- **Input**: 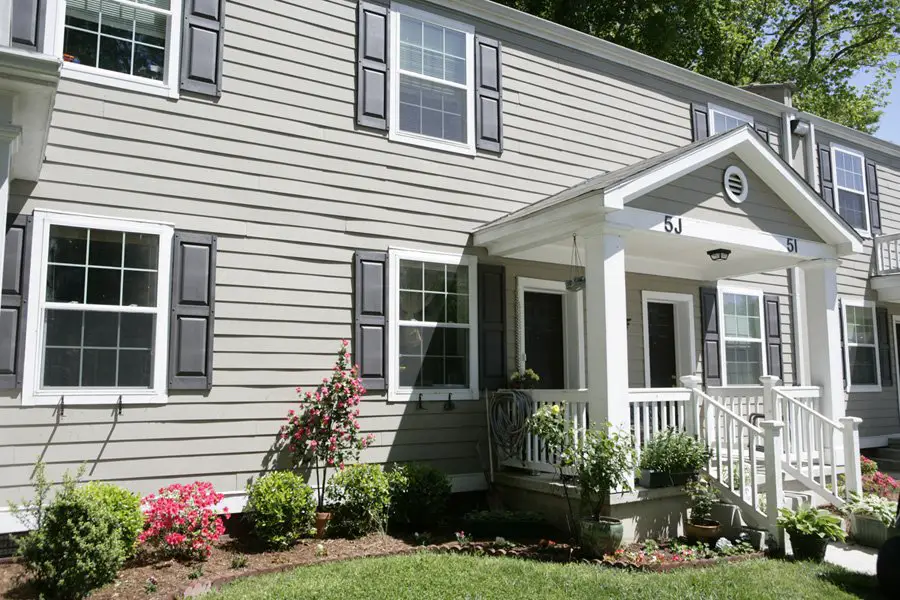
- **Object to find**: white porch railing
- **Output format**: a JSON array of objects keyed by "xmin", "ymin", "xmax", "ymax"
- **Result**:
[
  {"xmin": 627, "ymin": 388, "xmax": 692, "ymax": 464},
  {"xmin": 707, "ymin": 385, "xmax": 821, "ymax": 421},
  {"xmin": 874, "ymin": 233, "xmax": 900, "ymax": 275}
]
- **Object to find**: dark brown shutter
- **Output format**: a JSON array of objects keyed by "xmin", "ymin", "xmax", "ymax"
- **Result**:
[
  {"xmin": 699, "ymin": 287, "xmax": 721, "ymax": 387},
  {"xmin": 478, "ymin": 264, "xmax": 506, "ymax": 390},
  {"xmin": 0, "ymin": 215, "xmax": 32, "ymax": 389},
  {"xmin": 691, "ymin": 103, "xmax": 709, "ymax": 142},
  {"xmin": 169, "ymin": 232, "xmax": 216, "ymax": 390},
  {"xmin": 475, "ymin": 35, "xmax": 502, "ymax": 153},
  {"xmin": 354, "ymin": 251, "xmax": 388, "ymax": 392},
  {"xmin": 877, "ymin": 307, "xmax": 892, "ymax": 387},
  {"xmin": 866, "ymin": 159, "xmax": 882, "ymax": 235},
  {"xmin": 817, "ymin": 143, "xmax": 835, "ymax": 210},
  {"xmin": 11, "ymin": 0, "xmax": 41, "ymax": 48},
  {"xmin": 180, "ymin": 0, "xmax": 225, "ymax": 96},
  {"xmin": 763, "ymin": 294, "xmax": 783, "ymax": 380},
  {"xmin": 356, "ymin": 1, "xmax": 389, "ymax": 130}
]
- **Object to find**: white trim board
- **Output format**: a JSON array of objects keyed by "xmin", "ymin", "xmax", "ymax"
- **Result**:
[
  {"xmin": 641, "ymin": 291, "xmax": 696, "ymax": 388},
  {"xmin": 0, "ymin": 473, "xmax": 490, "ymax": 534}
]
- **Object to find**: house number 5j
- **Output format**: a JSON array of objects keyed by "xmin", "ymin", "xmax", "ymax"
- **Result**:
[
  {"xmin": 786, "ymin": 238, "xmax": 797, "ymax": 253},
  {"xmin": 664, "ymin": 216, "xmax": 683, "ymax": 234}
]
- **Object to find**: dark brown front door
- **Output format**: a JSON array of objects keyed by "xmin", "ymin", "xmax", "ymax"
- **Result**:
[
  {"xmin": 647, "ymin": 302, "xmax": 678, "ymax": 388},
  {"xmin": 524, "ymin": 291, "xmax": 565, "ymax": 389}
]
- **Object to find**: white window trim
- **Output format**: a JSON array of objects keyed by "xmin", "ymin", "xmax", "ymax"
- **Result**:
[
  {"xmin": 387, "ymin": 248, "xmax": 479, "ymax": 402},
  {"xmin": 840, "ymin": 297, "xmax": 881, "ymax": 393},
  {"xmin": 22, "ymin": 210, "xmax": 174, "ymax": 406},
  {"xmin": 708, "ymin": 104, "xmax": 754, "ymax": 135},
  {"xmin": 52, "ymin": 0, "xmax": 183, "ymax": 99},
  {"xmin": 515, "ymin": 277, "xmax": 585, "ymax": 390},
  {"xmin": 388, "ymin": 2, "xmax": 476, "ymax": 155},
  {"xmin": 831, "ymin": 144, "xmax": 870, "ymax": 237},
  {"xmin": 641, "ymin": 291, "xmax": 696, "ymax": 389},
  {"xmin": 717, "ymin": 286, "xmax": 767, "ymax": 387}
]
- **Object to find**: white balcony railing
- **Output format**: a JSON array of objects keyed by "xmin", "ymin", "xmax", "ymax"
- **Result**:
[{"xmin": 874, "ymin": 233, "xmax": 900, "ymax": 276}]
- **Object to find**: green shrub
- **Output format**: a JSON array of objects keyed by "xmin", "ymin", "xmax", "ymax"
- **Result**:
[
  {"xmin": 18, "ymin": 488, "xmax": 126, "ymax": 599},
  {"xmin": 388, "ymin": 463, "xmax": 451, "ymax": 531},
  {"xmin": 777, "ymin": 505, "xmax": 846, "ymax": 542},
  {"xmin": 77, "ymin": 482, "xmax": 143, "ymax": 556},
  {"xmin": 639, "ymin": 429, "xmax": 710, "ymax": 474},
  {"xmin": 326, "ymin": 464, "xmax": 391, "ymax": 538},
  {"xmin": 246, "ymin": 471, "xmax": 316, "ymax": 549}
]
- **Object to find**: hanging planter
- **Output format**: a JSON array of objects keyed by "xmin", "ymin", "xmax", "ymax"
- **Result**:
[{"xmin": 565, "ymin": 234, "xmax": 585, "ymax": 291}]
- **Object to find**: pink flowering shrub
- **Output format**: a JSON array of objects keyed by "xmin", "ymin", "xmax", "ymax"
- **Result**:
[
  {"xmin": 864, "ymin": 470, "xmax": 900, "ymax": 500},
  {"xmin": 861, "ymin": 455, "xmax": 879, "ymax": 477},
  {"xmin": 138, "ymin": 482, "xmax": 229, "ymax": 560},
  {"xmin": 281, "ymin": 341, "xmax": 375, "ymax": 509}
]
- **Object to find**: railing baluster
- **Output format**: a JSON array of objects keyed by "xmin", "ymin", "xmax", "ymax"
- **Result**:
[
  {"xmin": 750, "ymin": 434, "xmax": 759, "ymax": 510},
  {"xmin": 661, "ymin": 400, "xmax": 669, "ymax": 431},
  {"xmin": 806, "ymin": 409, "xmax": 814, "ymax": 481},
  {"xmin": 818, "ymin": 420, "xmax": 826, "ymax": 487},
  {"xmin": 726, "ymin": 414, "xmax": 734, "ymax": 490},
  {"xmin": 830, "ymin": 429, "xmax": 839, "ymax": 497},
  {"xmin": 642, "ymin": 403, "xmax": 650, "ymax": 449},
  {"xmin": 632, "ymin": 402, "xmax": 641, "ymax": 464},
  {"xmin": 738, "ymin": 421, "xmax": 746, "ymax": 503}
]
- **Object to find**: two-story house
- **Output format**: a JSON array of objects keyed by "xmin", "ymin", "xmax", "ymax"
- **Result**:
[{"xmin": 0, "ymin": 0, "xmax": 898, "ymax": 541}]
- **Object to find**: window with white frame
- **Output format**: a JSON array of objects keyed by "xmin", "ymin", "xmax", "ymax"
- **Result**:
[
  {"xmin": 708, "ymin": 104, "xmax": 754, "ymax": 135},
  {"xmin": 832, "ymin": 146, "xmax": 869, "ymax": 232},
  {"xmin": 61, "ymin": 0, "xmax": 181, "ymax": 94},
  {"xmin": 390, "ymin": 250, "xmax": 478, "ymax": 400},
  {"xmin": 719, "ymin": 289, "xmax": 766, "ymax": 385},
  {"xmin": 841, "ymin": 300, "xmax": 880, "ymax": 391},
  {"xmin": 391, "ymin": 4, "xmax": 475, "ymax": 153},
  {"xmin": 24, "ymin": 212, "xmax": 173, "ymax": 405}
]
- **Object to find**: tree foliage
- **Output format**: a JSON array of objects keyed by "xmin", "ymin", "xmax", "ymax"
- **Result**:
[{"xmin": 497, "ymin": 0, "xmax": 900, "ymax": 132}]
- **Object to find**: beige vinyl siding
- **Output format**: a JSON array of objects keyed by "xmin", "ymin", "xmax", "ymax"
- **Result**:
[
  {"xmin": 0, "ymin": 0, "xmax": 818, "ymax": 507},
  {"xmin": 629, "ymin": 156, "xmax": 823, "ymax": 243}
]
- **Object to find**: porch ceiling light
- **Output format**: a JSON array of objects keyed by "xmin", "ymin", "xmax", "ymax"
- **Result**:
[{"xmin": 707, "ymin": 248, "xmax": 732, "ymax": 262}]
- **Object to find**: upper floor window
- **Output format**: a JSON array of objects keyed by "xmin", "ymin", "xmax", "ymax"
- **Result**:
[
  {"xmin": 388, "ymin": 249, "xmax": 479, "ymax": 401},
  {"xmin": 718, "ymin": 288, "xmax": 767, "ymax": 385},
  {"xmin": 390, "ymin": 4, "xmax": 475, "ymax": 154},
  {"xmin": 60, "ymin": 0, "xmax": 182, "ymax": 97},
  {"xmin": 831, "ymin": 145, "xmax": 869, "ymax": 232},
  {"xmin": 708, "ymin": 104, "xmax": 754, "ymax": 135},
  {"xmin": 841, "ymin": 299, "xmax": 881, "ymax": 392}
]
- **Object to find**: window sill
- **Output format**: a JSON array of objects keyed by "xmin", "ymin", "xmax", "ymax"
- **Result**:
[
  {"xmin": 388, "ymin": 129, "xmax": 475, "ymax": 156},
  {"xmin": 846, "ymin": 385, "xmax": 882, "ymax": 394},
  {"xmin": 62, "ymin": 62, "xmax": 178, "ymax": 99},
  {"xmin": 22, "ymin": 391, "xmax": 168, "ymax": 407},
  {"xmin": 390, "ymin": 389, "xmax": 478, "ymax": 403}
]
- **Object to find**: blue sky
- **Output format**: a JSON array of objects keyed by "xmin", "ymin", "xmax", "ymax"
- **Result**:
[{"xmin": 850, "ymin": 68, "xmax": 900, "ymax": 144}]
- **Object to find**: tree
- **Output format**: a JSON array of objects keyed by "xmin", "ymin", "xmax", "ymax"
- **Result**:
[{"xmin": 497, "ymin": 0, "xmax": 900, "ymax": 132}]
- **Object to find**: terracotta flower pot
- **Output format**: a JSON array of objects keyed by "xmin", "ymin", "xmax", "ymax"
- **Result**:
[{"xmin": 315, "ymin": 512, "xmax": 332, "ymax": 539}]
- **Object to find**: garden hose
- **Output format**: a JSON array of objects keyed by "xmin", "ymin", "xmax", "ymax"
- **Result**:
[{"xmin": 488, "ymin": 389, "xmax": 534, "ymax": 460}]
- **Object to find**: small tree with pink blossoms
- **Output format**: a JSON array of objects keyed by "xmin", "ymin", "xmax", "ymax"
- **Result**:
[{"xmin": 281, "ymin": 341, "xmax": 375, "ymax": 511}]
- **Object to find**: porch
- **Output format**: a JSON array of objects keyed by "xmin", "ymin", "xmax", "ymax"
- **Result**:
[{"xmin": 473, "ymin": 126, "xmax": 866, "ymax": 542}]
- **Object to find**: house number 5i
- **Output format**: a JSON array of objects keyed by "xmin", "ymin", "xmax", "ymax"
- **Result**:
[{"xmin": 664, "ymin": 215, "xmax": 683, "ymax": 234}]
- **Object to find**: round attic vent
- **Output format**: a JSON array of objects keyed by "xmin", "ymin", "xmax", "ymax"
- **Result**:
[{"xmin": 723, "ymin": 165, "xmax": 748, "ymax": 204}]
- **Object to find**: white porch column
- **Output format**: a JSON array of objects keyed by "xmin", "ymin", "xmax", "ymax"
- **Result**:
[
  {"xmin": 0, "ymin": 0, "xmax": 11, "ymax": 47},
  {"xmin": 583, "ymin": 227, "xmax": 630, "ymax": 433},
  {"xmin": 802, "ymin": 259, "xmax": 843, "ymax": 421}
]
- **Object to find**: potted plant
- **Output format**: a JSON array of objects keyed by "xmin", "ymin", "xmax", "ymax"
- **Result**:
[
  {"xmin": 683, "ymin": 477, "xmax": 721, "ymax": 541},
  {"xmin": 509, "ymin": 369, "xmax": 540, "ymax": 389},
  {"xmin": 638, "ymin": 429, "xmax": 710, "ymax": 488},
  {"xmin": 280, "ymin": 341, "xmax": 375, "ymax": 537},
  {"xmin": 777, "ymin": 505, "xmax": 846, "ymax": 562},
  {"xmin": 843, "ymin": 493, "xmax": 899, "ymax": 549},
  {"xmin": 572, "ymin": 424, "xmax": 637, "ymax": 557}
]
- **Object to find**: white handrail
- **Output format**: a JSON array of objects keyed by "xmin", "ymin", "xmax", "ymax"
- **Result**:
[{"xmin": 875, "ymin": 234, "xmax": 900, "ymax": 275}]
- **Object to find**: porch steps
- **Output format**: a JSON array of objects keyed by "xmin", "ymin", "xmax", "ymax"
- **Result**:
[{"xmin": 863, "ymin": 444, "xmax": 900, "ymax": 472}]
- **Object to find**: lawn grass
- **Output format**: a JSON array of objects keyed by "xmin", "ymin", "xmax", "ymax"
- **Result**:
[{"xmin": 206, "ymin": 553, "xmax": 882, "ymax": 600}]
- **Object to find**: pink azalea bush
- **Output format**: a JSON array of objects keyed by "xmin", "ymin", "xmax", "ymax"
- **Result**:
[
  {"xmin": 138, "ymin": 481, "xmax": 228, "ymax": 560},
  {"xmin": 281, "ymin": 341, "xmax": 375, "ymax": 509}
]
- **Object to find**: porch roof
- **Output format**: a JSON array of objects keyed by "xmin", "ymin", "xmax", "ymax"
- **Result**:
[{"xmin": 473, "ymin": 126, "xmax": 864, "ymax": 261}]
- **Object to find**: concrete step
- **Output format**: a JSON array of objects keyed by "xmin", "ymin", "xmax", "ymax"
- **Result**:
[
  {"xmin": 888, "ymin": 438, "xmax": 900, "ymax": 449},
  {"xmin": 869, "ymin": 447, "xmax": 900, "ymax": 460},
  {"xmin": 867, "ymin": 455, "xmax": 900, "ymax": 472}
]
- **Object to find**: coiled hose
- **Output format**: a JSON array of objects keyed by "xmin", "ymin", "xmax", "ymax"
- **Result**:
[{"xmin": 488, "ymin": 389, "xmax": 534, "ymax": 459}]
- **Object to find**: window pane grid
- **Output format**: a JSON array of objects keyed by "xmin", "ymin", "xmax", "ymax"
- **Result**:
[
  {"xmin": 722, "ymin": 292, "xmax": 762, "ymax": 341},
  {"xmin": 711, "ymin": 110, "xmax": 751, "ymax": 134},
  {"xmin": 844, "ymin": 304, "xmax": 878, "ymax": 387}
]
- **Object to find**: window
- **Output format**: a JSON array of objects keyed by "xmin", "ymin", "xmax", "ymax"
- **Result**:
[
  {"xmin": 23, "ymin": 212, "xmax": 174, "ymax": 405},
  {"xmin": 841, "ymin": 299, "xmax": 880, "ymax": 392},
  {"xmin": 59, "ymin": 0, "xmax": 182, "ymax": 97},
  {"xmin": 718, "ymin": 288, "xmax": 766, "ymax": 385},
  {"xmin": 708, "ymin": 105, "xmax": 754, "ymax": 135},
  {"xmin": 831, "ymin": 146, "xmax": 869, "ymax": 233},
  {"xmin": 390, "ymin": 4, "xmax": 475, "ymax": 153},
  {"xmin": 389, "ymin": 249, "xmax": 478, "ymax": 401}
]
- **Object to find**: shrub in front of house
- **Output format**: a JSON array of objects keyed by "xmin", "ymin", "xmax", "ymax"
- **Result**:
[
  {"xmin": 77, "ymin": 481, "xmax": 144, "ymax": 557},
  {"xmin": 638, "ymin": 429, "xmax": 711, "ymax": 488},
  {"xmin": 13, "ymin": 466, "xmax": 126, "ymax": 600},
  {"xmin": 326, "ymin": 464, "xmax": 391, "ymax": 538},
  {"xmin": 246, "ymin": 471, "xmax": 317, "ymax": 549},
  {"xmin": 138, "ymin": 481, "xmax": 229, "ymax": 560},
  {"xmin": 388, "ymin": 462, "xmax": 452, "ymax": 532}
]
